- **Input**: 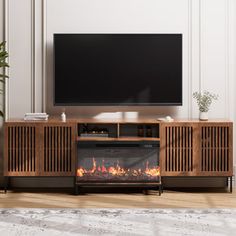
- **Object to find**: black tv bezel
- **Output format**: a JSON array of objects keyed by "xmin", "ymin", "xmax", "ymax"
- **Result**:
[{"xmin": 53, "ymin": 33, "xmax": 183, "ymax": 106}]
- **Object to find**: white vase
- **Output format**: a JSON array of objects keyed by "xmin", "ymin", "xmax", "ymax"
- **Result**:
[{"xmin": 199, "ymin": 112, "xmax": 208, "ymax": 121}]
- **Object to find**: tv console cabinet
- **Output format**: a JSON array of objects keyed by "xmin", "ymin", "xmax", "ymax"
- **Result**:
[{"xmin": 4, "ymin": 118, "xmax": 233, "ymax": 193}]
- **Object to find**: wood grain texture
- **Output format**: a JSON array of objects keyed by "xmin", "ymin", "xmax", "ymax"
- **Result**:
[
  {"xmin": 160, "ymin": 122, "xmax": 233, "ymax": 177},
  {"xmin": 41, "ymin": 123, "xmax": 77, "ymax": 176},
  {"xmin": 4, "ymin": 124, "xmax": 38, "ymax": 176},
  {"xmin": 5, "ymin": 118, "xmax": 233, "ymax": 124},
  {"xmin": 198, "ymin": 123, "xmax": 233, "ymax": 176},
  {"xmin": 0, "ymin": 188, "xmax": 235, "ymax": 208},
  {"xmin": 4, "ymin": 119, "xmax": 233, "ymax": 178},
  {"xmin": 160, "ymin": 123, "xmax": 197, "ymax": 176},
  {"xmin": 4, "ymin": 122, "xmax": 77, "ymax": 177}
]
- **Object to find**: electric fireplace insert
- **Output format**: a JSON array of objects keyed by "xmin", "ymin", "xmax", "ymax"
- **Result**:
[{"xmin": 76, "ymin": 141, "xmax": 162, "ymax": 195}]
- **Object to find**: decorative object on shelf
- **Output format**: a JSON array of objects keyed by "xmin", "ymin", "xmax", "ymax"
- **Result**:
[
  {"xmin": 82, "ymin": 123, "xmax": 88, "ymax": 133},
  {"xmin": 137, "ymin": 125, "xmax": 144, "ymax": 137},
  {"xmin": 156, "ymin": 116, "xmax": 173, "ymax": 122},
  {"xmin": 61, "ymin": 111, "xmax": 66, "ymax": 122},
  {"xmin": 24, "ymin": 113, "xmax": 49, "ymax": 121},
  {"xmin": 193, "ymin": 90, "xmax": 219, "ymax": 121},
  {"xmin": 0, "ymin": 41, "xmax": 9, "ymax": 118},
  {"xmin": 165, "ymin": 116, "xmax": 173, "ymax": 122},
  {"xmin": 80, "ymin": 126, "xmax": 109, "ymax": 137},
  {"xmin": 199, "ymin": 112, "xmax": 208, "ymax": 121},
  {"xmin": 146, "ymin": 125, "xmax": 152, "ymax": 137}
]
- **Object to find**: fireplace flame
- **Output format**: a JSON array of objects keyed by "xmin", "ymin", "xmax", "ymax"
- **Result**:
[
  {"xmin": 91, "ymin": 157, "xmax": 96, "ymax": 173},
  {"xmin": 102, "ymin": 160, "xmax": 107, "ymax": 172},
  {"xmin": 77, "ymin": 159, "xmax": 160, "ymax": 178}
]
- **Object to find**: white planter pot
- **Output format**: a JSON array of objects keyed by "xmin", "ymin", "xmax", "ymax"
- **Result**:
[{"xmin": 199, "ymin": 112, "xmax": 208, "ymax": 121}]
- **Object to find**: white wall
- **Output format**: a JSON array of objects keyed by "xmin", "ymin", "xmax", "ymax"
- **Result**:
[{"xmin": 1, "ymin": 0, "xmax": 236, "ymax": 162}]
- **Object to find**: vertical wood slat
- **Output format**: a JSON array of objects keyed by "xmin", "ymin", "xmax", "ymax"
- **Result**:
[
  {"xmin": 44, "ymin": 127, "xmax": 47, "ymax": 172},
  {"xmin": 32, "ymin": 127, "xmax": 34, "ymax": 171},
  {"xmin": 221, "ymin": 127, "xmax": 224, "ymax": 171},
  {"xmin": 169, "ymin": 127, "xmax": 172, "ymax": 171},
  {"xmin": 183, "ymin": 126, "xmax": 186, "ymax": 172},
  {"xmin": 200, "ymin": 125, "xmax": 231, "ymax": 174},
  {"xmin": 12, "ymin": 127, "xmax": 15, "ymax": 172},
  {"xmin": 186, "ymin": 127, "xmax": 189, "ymax": 172},
  {"xmin": 190, "ymin": 127, "xmax": 192, "ymax": 171},
  {"xmin": 16, "ymin": 127, "xmax": 18, "ymax": 172},
  {"xmin": 63, "ymin": 127, "xmax": 66, "ymax": 172},
  {"xmin": 26, "ymin": 127, "xmax": 29, "ymax": 172},
  {"xmin": 58, "ymin": 127, "xmax": 61, "ymax": 172},
  {"xmin": 8, "ymin": 127, "xmax": 11, "ymax": 171},
  {"xmin": 31, "ymin": 127, "xmax": 34, "ymax": 171},
  {"xmin": 68, "ymin": 126, "xmax": 71, "ymax": 172},
  {"xmin": 5, "ymin": 125, "xmax": 37, "ymax": 175},
  {"xmin": 42, "ymin": 125, "xmax": 74, "ymax": 175},
  {"xmin": 19, "ymin": 127, "xmax": 21, "ymax": 172},
  {"xmin": 19, "ymin": 127, "xmax": 22, "ymax": 172},
  {"xmin": 225, "ymin": 127, "xmax": 228, "ymax": 171},
  {"xmin": 205, "ymin": 127, "xmax": 208, "ymax": 172},
  {"xmin": 179, "ymin": 127, "xmax": 183, "ymax": 171},
  {"xmin": 55, "ymin": 127, "xmax": 58, "ymax": 172},
  {"xmin": 30, "ymin": 127, "xmax": 32, "ymax": 172},
  {"xmin": 218, "ymin": 127, "xmax": 219, "ymax": 171},
  {"xmin": 173, "ymin": 127, "xmax": 175, "ymax": 172},
  {"xmin": 186, "ymin": 127, "xmax": 190, "ymax": 171},
  {"xmin": 27, "ymin": 127, "xmax": 30, "ymax": 172},
  {"xmin": 65, "ymin": 127, "xmax": 68, "ymax": 172},
  {"xmin": 189, "ymin": 127, "xmax": 192, "ymax": 172},
  {"xmin": 163, "ymin": 124, "xmax": 194, "ymax": 175},
  {"xmin": 23, "ymin": 127, "xmax": 25, "ymax": 172},
  {"xmin": 201, "ymin": 127, "xmax": 204, "ymax": 171},
  {"xmin": 224, "ymin": 127, "xmax": 227, "ymax": 171},
  {"xmin": 176, "ymin": 127, "xmax": 179, "ymax": 172},
  {"xmin": 165, "ymin": 127, "xmax": 169, "ymax": 171},
  {"xmin": 211, "ymin": 127, "xmax": 213, "ymax": 172}
]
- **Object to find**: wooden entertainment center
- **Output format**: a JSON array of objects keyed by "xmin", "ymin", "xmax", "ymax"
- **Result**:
[{"xmin": 4, "ymin": 118, "xmax": 233, "ymax": 193}]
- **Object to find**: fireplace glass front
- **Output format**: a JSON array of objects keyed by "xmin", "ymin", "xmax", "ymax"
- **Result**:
[{"xmin": 77, "ymin": 141, "xmax": 160, "ymax": 183}]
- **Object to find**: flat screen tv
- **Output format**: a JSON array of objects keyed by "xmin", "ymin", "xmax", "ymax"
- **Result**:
[{"xmin": 54, "ymin": 34, "xmax": 182, "ymax": 105}]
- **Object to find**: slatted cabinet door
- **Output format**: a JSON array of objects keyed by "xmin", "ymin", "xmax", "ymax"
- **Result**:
[
  {"xmin": 4, "ymin": 124, "xmax": 40, "ymax": 176},
  {"xmin": 199, "ymin": 123, "xmax": 233, "ymax": 176},
  {"xmin": 160, "ymin": 122, "xmax": 199, "ymax": 176},
  {"xmin": 41, "ymin": 124, "xmax": 76, "ymax": 176}
]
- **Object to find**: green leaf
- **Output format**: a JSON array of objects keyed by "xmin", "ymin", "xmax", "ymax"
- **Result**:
[
  {"xmin": 0, "ymin": 110, "xmax": 4, "ymax": 117},
  {"xmin": 0, "ymin": 52, "xmax": 8, "ymax": 57},
  {"xmin": 0, "ymin": 41, "xmax": 8, "ymax": 119},
  {"xmin": 0, "ymin": 41, "xmax": 6, "ymax": 49},
  {"xmin": 0, "ymin": 62, "xmax": 9, "ymax": 67},
  {"xmin": 0, "ymin": 75, "xmax": 9, "ymax": 79}
]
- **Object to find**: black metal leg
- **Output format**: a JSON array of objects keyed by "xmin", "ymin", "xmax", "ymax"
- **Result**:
[
  {"xmin": 158, "ymin": 185, "xmax": 161, "ymax": 196},
  {"xmin": 75, "ymin": 185, "xmax": 79, "ymax": 195},
  {"xmin": 143, "ymin": 189, "xmax": 149, "ymax": 195},
  {"xmin": 226, "ymin": 177, "xmax": 228, "ymax": 187},
  {"xmin": 4, "ymin": 177, "xmax": 9, "ymax": 194},
  {"xmin": 230, "ymin": 176, "xmax": 233, "ymax": 193}
]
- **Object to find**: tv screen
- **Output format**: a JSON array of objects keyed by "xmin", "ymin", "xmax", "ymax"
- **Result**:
[{"xmin": 54, "ymin": 34, "xmax": 182, "ymax": 105}]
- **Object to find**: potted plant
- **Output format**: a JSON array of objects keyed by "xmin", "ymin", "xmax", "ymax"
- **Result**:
[
  {"xmin": 0, "ymin": 41, "xmax": 9, "ymax": 192},
  {"xmin": 193, "ymin": 91, "xmax": 218, "ymax": 121},
  {"xmin": 0, "ymin": 41, "xmax": 9, "ymax": 118}
]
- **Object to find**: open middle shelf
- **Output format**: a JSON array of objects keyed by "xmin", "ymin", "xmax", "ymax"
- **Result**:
[{"xmin": 77, "ymin": 122, "xmax": 160, "ymax": 142}]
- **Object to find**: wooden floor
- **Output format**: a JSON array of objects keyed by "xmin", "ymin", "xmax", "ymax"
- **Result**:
[{"xmin": 0, "ymin": 187, "xmax": 235, "ymax": 208}]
